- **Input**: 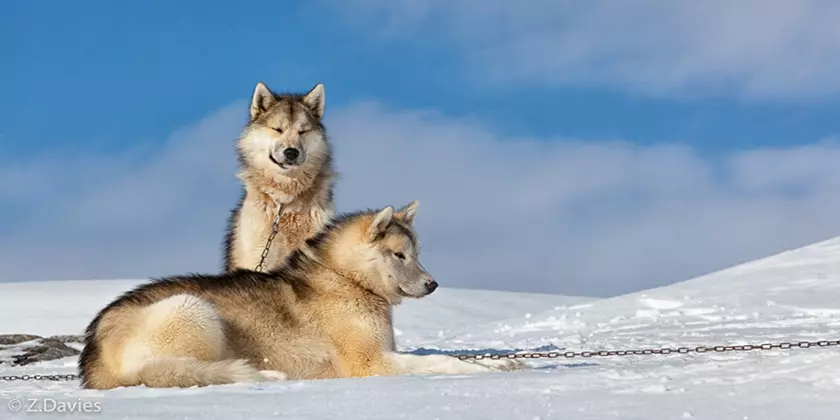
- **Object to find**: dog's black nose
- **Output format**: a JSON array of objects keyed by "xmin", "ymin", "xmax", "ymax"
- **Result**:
[
  {"xmin": 283, "ymin": 148, "xmax": 300, "ymax": 161},
  {"xmin": 425, "ymin": 279, "xmax": 438, "ymax": 293}
]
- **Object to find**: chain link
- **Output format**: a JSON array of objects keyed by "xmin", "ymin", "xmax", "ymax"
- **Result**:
[
  {"xmin": 254, "ymin": 204, "xmax": 284, "ymax": 272},
  {"xmin": 452, "ymin": 339, "xmax": 840, "ymax": 361},
  {"xmin": 1, "ymin": 339, "xmax": 836, "ymax": 382},
  {"xmin": 1, "ymin": 373, "xmax": 79, "ymax": 382}
]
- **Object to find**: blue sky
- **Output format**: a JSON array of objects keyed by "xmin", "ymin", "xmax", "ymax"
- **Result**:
[
  {"xmin": 2, "ymin": 1, "xmax": 840, "ymax": 296},
  {"xmin": 4, "ymin": 0, "xmax": 838, "ymax": 159}
]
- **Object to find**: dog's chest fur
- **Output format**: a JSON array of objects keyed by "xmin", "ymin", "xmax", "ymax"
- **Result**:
[{"xmin": 228, "ymin": 193, "xmax": 332, "ymax": 272}]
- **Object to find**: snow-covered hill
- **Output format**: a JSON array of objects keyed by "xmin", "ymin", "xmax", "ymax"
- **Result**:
[{"xmin": 2, "ymin": 237, "xmax": 840, "ymax": 419}]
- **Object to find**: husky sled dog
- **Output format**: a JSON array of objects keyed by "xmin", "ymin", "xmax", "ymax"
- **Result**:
[
  {"xmin": 78, "ymin": 202, "xmax": 523, "ymax": 389},
  {"xmin": 224, "ymin": 81, "xmax": 335, "ymax": 272}
]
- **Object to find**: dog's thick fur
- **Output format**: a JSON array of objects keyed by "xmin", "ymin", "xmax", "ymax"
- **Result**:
[
  {"xmin": 224, "ymin": 81, "xmax": 335, "ymax": 272},
  {"xmin": 78, "ymin": 202, "xmax": 522, "ymax": 389}
]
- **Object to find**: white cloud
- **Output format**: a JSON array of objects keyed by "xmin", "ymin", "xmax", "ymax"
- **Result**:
[
  {"xmin": 2, "ymin": 100, "xmax": 840, "ymax": 297},
  {"xmin": 321, "ymin": 0, "xmax": 840, "ymax": 101},
  {"xmin": 0, "ymin": 103, "xmax": 246, "ymax": 282},
  {"xmin": 329, "ymin": 103, "xmax": 840, "ymax": 296}
]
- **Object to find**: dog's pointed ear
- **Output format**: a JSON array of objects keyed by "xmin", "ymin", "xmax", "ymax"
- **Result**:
[
  {"xmin": 395, "ymin": 200, "xmax": 419, "ymax": 225},
  {"xmin": 250, "ymin": 82, "xmax": 276, "ymax": 120},
  {"xmin": 302, "ymin": 83, "xmax": 325, "ymax": 119},
  {"xmin": 367, "ymin": 206, "xmax": 394, "ymax": 241}
]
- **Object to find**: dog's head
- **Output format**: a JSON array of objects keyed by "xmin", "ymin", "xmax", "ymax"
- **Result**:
[
  {"xmin": 319, "ymin": 201, "xmax": 437, "ymax": 304},
  {"xmin": 237, "ymin": 82, "xmax": 329, "ymax": 182}
]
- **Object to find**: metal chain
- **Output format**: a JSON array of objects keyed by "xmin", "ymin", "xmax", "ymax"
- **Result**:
[
  {"xmin": 3, "ymin": 339, "xmax": 836, "ymax": 382},
  {"xmin": 1, "ymin": 374, "xmax": 79, "ymax": 381},
  {"xmin": 254, "ymin": 203, "xmax": 284, "ymax": 272},
  {"xmin": 453, "ymin": 338, "xmax": 840, "ymax": 361}
]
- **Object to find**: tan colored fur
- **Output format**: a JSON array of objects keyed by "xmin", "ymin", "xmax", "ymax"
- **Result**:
[
  {"xmin": 79, "ymin": 203, "xmax": 524, "ymax": 389},
  {"xmin": 224, "ymin": 81, "xmax": 335, "ymax": 272}
]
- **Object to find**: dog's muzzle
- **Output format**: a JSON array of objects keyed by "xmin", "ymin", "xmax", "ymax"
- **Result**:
[{"xmin": 270, "ymin": 147, "xmax": 304, "ymax": 168}]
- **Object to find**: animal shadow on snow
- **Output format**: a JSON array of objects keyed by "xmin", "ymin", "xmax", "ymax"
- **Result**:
[{"xmin": 405, "ymin": 345, "xmax": 599, "ymax": 370}]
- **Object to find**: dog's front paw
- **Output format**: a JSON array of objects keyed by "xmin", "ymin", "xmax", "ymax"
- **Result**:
[
  {"xmin": 469, "ymin": 357, "xmax": 528, "ymax": 371},
  {"xmin": 258, "ymin": 370, "xmax": 289, "ymax": 381}
]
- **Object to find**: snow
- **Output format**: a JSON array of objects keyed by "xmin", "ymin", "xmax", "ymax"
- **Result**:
[{"xmin": 2, "ymin": 237, "xmax": 840, "ymax": 419}]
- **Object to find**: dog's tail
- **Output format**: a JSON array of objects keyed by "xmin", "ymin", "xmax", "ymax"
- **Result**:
[{"xmin": 132, "ymin": 357, "xmax": 279, "ymax": 388}]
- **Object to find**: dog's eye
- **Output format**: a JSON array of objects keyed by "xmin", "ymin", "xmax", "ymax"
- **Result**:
[
  {"xmin": 298, "ymin": 129, "xmax": 310, "ymax": 135},
  {"xmin": 274, "ymin": 127, "xmax": 284, "ymax": 133},
  {"xmin": 394, "ymin": 252, "xmax": 406, "ymax": 260}
]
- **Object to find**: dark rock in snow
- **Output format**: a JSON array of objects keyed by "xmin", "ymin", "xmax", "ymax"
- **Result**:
[
  {"xmin": 0, "ymin": 334, "xmax": 42, "ymax": 345},
  {"xmin": 0, "ymin": 334, "xmax": 82, "ymax": 366},
  {"xmin": 47, "ymin": 334, "xmax": 85, "ymax": 343}
]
